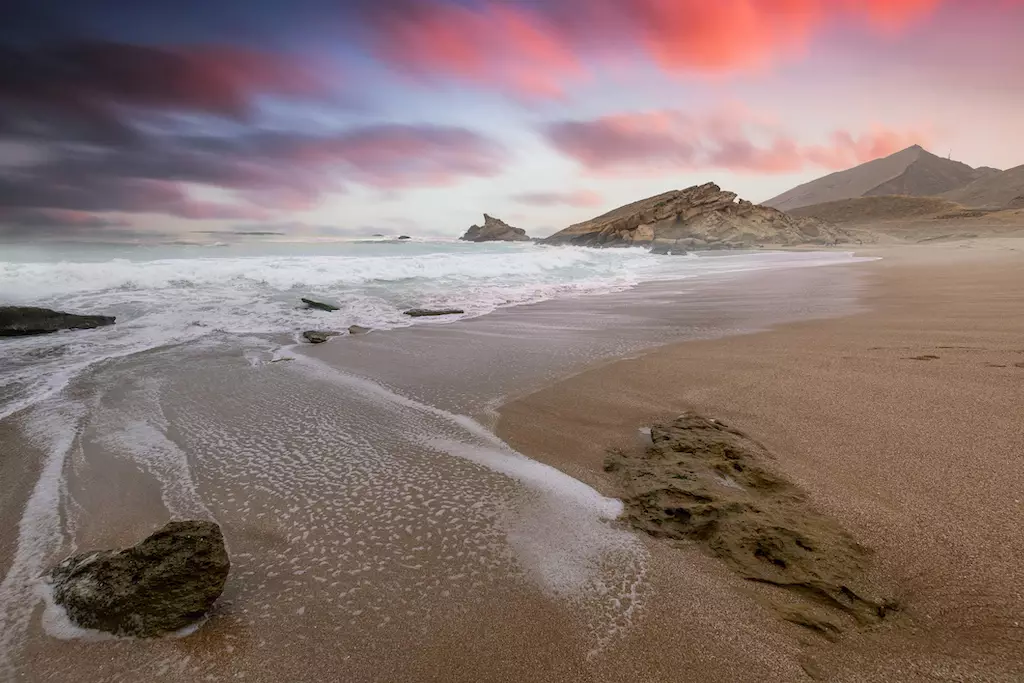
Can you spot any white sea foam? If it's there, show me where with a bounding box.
[0,402,83,677]
[0,241,868,420]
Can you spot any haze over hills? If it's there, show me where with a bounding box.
[764,145,996,211]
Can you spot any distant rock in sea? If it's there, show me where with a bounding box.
[0,306,115,337]
[404,308,465,317]
[397,235,412,240]
[460,214,530,242]
[301,297,340,312]
[542,183,844,249]
[47,520,229,638]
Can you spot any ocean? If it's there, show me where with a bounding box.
[1,239,863,421]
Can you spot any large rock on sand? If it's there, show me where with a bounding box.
[0,306,115,336]
[542,183,845,248]
[302,330,337,344]
[48,520,230,637]
[606,413,895,635]
[460,214,530,242]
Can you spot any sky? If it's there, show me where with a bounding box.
[1,0,1022,243]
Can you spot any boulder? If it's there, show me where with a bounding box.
[542,183,846,248]
[460,214,530,242]
[0,306,115,337]
[348,325,371,335]
[404,308,465,317]
[48,520,229,638]
[301,297,340,312]
[302,330,337,344]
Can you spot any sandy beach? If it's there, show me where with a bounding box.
[499,239,1024,681]
[1,241,1021,682]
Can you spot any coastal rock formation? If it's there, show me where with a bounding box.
[404,308,465,317]
[542,183,843,249]
[301,297,340,312]
[606,413,895,635]
[460,214,530,242]
[0,306,115,336]
[302,330,337,344]
[348,325,371,335]
[48,520,230,638]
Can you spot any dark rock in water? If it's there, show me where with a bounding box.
[397,235,411,240]
[0,306,115,337]
[403,308,464,317]
[302,330,337,344]
[372,233,384,237]
[348,325,371,335]
[48,520,229,638]
[460,214,530,242]
[301,297,340,312]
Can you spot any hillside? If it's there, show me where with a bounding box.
[941,164,1024,209]
[789,196,970,224]
[764,145,989,211]
[543,183,846,249]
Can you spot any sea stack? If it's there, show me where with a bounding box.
[460,214,530,242]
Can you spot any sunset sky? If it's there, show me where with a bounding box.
[1,0,1022,242]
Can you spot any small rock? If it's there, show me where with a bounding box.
[48,520,229,638]
[0,306,116,337]
[348,325,371,335]
[302,330,337,344]
[397,235,411,240]
[301,298,340,312]
[403,308,465,317]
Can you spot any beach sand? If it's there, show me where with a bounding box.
[2,242,1021,682]
[498,239,1024,681]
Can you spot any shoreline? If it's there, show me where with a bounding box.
[496,238,1024,681]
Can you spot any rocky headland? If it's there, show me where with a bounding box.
[542,183,845,250]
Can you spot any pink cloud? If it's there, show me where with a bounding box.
[544,108,930,174]
[362,0,954,98]
[512,190,604,207]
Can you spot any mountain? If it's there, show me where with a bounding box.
[940,164,1024,209]
[460,214,530,242]
[764,145,990,211]
[542,183,846,249]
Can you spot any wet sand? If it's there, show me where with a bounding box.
[498,239,1024,681]
[0,254,870,683]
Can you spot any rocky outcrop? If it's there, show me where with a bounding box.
[542,183,845,249]
[48,520,230,638]
[606,414,895,635]
[404,308,464,317]
[0,306,115,337]
[301,297,339,312]
[460,214,530,242]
